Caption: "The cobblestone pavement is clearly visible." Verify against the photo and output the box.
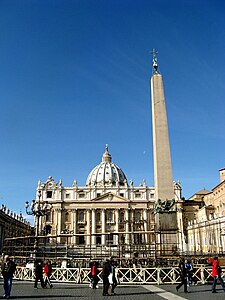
[2,280,225,300]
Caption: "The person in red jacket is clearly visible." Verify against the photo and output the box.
[212,257,225,293]
[44,261,53,288]
[91,261,100,289]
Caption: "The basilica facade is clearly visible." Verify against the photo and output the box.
[36,145,183,256]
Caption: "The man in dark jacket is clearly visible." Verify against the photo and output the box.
[1,255,16,299]
[176,257,188,293]
[102,259,111,296]
[34,260,45,288]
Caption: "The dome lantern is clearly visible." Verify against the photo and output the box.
[102,144,112,163]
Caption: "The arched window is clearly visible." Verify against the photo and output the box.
[107,211,113,222]
[96,212,101,222]
[45,225,52,235]
[46,212,51,222]
[79,211,84,222]
[65,212,69,222]
[120,212,124,222]
[135,211,141,221]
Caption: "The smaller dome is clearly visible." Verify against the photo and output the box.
[86,145,128,187]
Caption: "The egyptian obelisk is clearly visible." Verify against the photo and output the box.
[151,50,178,253]
[151,50,174,202]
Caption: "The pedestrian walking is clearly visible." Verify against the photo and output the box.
[186,259,197,286]
[211,256,225,293]
[44,261,53,288]
[176,257,188,293]
[109,257,118,295]
[102,259,111,296]
[91,261,100,289]
[1,255,16,299]
[34,260,45,288]
[89,260,94,288]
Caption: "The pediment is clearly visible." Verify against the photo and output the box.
[91,192,130,203]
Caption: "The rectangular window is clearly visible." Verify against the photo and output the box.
[135,193,141,198]
[46,213,51,222]
[47,191,52,198]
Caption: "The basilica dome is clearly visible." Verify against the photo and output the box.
[86,146,128,187]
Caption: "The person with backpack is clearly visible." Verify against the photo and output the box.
[186,259,197,285]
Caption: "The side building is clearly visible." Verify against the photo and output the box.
[0,205,32,257]
[185,168,225,255]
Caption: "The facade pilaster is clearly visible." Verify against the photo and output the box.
[102,209,106,245]
[73,209,77,244]
[91,209,96,245]
[86,209,91,245]
[143,209,148,244]
[115,209,119,244]
[125,209,129,244]
[56,208,62,243]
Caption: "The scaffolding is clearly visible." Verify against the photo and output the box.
[2,227,182,267]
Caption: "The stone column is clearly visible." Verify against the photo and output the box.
[115,209,119,244]
[86,209,91,245]
[56,208,62,243]
[143,209,148,244]
[102,209,106,245]
[125,209,129,244]
[91,209,96,245]
[71,209,77,245]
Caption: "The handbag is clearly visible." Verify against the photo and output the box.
[108,273,113,284]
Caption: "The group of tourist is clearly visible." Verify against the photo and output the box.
[176,256,225,294]
[89,257,118,296]
[34,260,53,289]
[0,255,53,298]
[1,254,225,298]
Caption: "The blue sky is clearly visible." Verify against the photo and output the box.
[0,0,224,219]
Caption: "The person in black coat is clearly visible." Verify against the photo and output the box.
[176,258,188,293]
[1,255,16,299]
[102,259,111,296]
[34,260,45,288]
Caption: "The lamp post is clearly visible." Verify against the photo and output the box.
[25,190,52,259]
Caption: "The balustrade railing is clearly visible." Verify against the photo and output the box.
[14,265,217,285]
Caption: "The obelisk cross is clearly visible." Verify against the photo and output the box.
[151,49,159,74]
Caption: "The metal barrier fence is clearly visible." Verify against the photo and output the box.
[14,265,216,285]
